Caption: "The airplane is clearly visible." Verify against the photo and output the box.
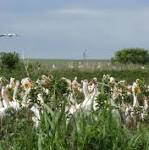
[0,33,18,37]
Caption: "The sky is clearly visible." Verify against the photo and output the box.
[0,0,149,59]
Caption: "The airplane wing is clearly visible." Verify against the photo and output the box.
[0,34,6,37]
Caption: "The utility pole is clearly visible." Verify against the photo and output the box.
[82,49,87,60]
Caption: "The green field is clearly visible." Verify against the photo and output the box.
[29,58,145,70]
[2,58,149,83]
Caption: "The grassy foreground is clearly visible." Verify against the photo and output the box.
[0,60,149,149]
[1,103,149,150]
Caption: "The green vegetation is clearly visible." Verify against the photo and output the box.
[1,52,149,149]
[0,52,20,69]
[1,75,149,150]
[0,63,149,84]
[2,105,149,150]
[112,48,149,64]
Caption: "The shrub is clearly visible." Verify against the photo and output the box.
[112,48,149,64]
[0,51,20,69]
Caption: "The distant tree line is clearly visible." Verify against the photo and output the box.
[0,48,149,71]
[111,48,149,64]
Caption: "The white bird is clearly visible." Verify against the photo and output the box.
[30,105,41,128]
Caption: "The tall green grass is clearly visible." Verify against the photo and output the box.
[1,102,149,149]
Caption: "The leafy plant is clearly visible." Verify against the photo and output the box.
[0,52,20,69]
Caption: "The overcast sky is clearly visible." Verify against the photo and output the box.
[0,0,149,59]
